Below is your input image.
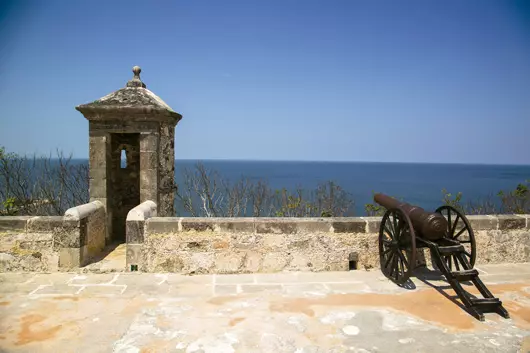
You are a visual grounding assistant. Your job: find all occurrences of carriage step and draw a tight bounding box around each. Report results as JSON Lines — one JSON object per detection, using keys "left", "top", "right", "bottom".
{"left": 438, "top": 244, "right": 465, "bottom": 255}
{"left": 470, "top": 297, "right": 503, "bottom": 311}
{"left": 451, "top": 269, "right": 479, "bottom": 282}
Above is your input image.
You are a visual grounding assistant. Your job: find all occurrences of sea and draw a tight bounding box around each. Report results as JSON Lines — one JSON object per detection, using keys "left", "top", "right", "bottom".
{"left": 12, "top": 159, "right": 529, "bottom": 216}
{"left": 174, "top": 160, "right": 530, "bottom": 216}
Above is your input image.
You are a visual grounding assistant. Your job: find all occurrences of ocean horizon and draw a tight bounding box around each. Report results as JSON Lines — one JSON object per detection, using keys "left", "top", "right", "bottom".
{"left": 58, "top": 159, "right": 530, "bottom": 215}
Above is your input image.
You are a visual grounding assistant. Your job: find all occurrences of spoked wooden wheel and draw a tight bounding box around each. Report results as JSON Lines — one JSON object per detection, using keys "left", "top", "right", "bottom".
{"left": 435, "top": 205, "right": 476, "bottom": 270}
{"left": 379, "top": 208, "right": 416, "bottom": 285}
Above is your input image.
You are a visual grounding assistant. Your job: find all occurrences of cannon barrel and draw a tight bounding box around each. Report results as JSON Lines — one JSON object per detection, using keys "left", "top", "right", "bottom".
{"left": 374, "top": 193, "right": 448, "bottom": 240}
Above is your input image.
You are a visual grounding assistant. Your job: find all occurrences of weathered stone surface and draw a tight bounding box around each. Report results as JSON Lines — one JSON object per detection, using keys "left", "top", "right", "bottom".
{"left": 362, "top": 217, "right": 381, "bottom": 233}
{"left": 215, "top": 252, "right": 245, "bottom": 274}
{"left": 59, "top": 247, "right": 82, "bottom": 268}
{"left": 181, "top": 219, "right": 215, "bottom": 232}
{"left": 19, "top": 233, "right": 53, "bottom": 250}
{"left": 288, "top": 253, "right": 312, "bottom": 271}
{"left": 231, "top": 233, "right": 261, "bottom": 249}
{"left": 140, "top": 132, "right": 159, "bottom": 152}
{"left": 126, "top": 220, "right": 144, "bottom": 244}
{"left": 89, "top": 167, "right": 107, "bottom": 181}
{"left": 0, "top": 216, "right": 30, "bottom": 232}
{"left": 332, "top": 219, "right": 366, "bottom": 233}
{"left": 261, "top": 233, "right": 287, "bottom": 250}
{"left": 126, "top": 243, "right": 144, "bottom": 271}
{"left": 218, "top": 218, "right": 255, "bottom": 233}
{"left": 0, "top": 252, "right": 15, "bottom": 262}
{"left": 146, "top": 217, "right": 180, "bottom": 234}
{"left": 256, "top": 220, "right": 297, "bottom": 234}
{"left": 27, "top": 216, "right": 65, "bottom": 233}
{"left": 140, "top": 168, "right": 157, "bottom": 190}
{"left": 76, "top": 66, "right": 182, "bottom": 123}
{"left": 295, "top": 219, "right": 332, "bottom": 233}
{"left": 90, "top": 120, "right": 160, "bottom": 133}
{"left": 154, "top": 255, "right": 184, "bottom": 272}
{"left": 467, "top": 215, "right": 497, "bottom": 230}
{"left": 262, "top": 252, "right": 290, "bottom": 272}
{"left": 186, "top": 252, "right": 214, "bottom": 274}
{"left": 158, "top": 121, "right": 175, "bottom": 217}
{"left": 244, "top": 251, "right": 262, "bottom": 272}
{"left": 497, "top": 215, "right": 526, "bottom": 230}
{"left": 52, "top": 220, "right": 83, "bottom": 249}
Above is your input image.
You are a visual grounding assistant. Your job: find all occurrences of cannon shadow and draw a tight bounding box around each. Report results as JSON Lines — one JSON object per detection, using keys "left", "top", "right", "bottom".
{"left": 411, "top": 266, "right": 480, "bottom": 317}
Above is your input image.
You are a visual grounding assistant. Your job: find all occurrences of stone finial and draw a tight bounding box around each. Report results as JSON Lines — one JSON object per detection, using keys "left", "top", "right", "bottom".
{"left": 126, "top": 65, "right": 147, "bottom": 88}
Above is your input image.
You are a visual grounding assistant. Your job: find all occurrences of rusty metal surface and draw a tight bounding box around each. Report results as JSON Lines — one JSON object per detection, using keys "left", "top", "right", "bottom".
{"left": 374, "top": 193, "right": 448, "bottom": 240}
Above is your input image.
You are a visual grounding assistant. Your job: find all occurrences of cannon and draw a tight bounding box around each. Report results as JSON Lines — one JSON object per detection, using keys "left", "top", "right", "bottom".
{"left": 373, "top": 193, "right": 508, "bottom": 321}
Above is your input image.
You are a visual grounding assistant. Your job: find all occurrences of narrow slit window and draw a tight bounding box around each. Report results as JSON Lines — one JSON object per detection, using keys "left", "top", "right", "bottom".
{"left": 121, "top": 149, "right": 127, "bottom": 168}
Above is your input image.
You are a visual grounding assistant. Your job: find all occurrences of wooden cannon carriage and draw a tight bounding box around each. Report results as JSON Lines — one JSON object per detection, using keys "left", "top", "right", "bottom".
{"left": 373, "top": 193, "right": 509, "bottom": 321}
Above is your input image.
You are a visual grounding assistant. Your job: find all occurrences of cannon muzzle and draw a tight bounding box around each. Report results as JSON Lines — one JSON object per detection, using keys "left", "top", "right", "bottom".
{"left": 374, "top": 193, "right": 447, "bottom": 240}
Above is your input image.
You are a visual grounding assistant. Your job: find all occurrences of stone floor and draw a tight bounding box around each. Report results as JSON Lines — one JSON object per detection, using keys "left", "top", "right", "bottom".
{"left": 0, "top": 264, "right": 530, "bottom": 353}
{"left": 80, "top": 243, "right": 127, "bottom": 273}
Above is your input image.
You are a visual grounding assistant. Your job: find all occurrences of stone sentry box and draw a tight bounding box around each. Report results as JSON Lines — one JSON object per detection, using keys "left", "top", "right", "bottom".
{"left": 76, "top": 66, "right": 182, "bottom": 243}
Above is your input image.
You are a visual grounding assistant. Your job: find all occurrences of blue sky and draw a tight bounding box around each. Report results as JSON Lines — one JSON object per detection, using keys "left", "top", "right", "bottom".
{"left": 0, "top": 0, "right": 529, "bottom": 164}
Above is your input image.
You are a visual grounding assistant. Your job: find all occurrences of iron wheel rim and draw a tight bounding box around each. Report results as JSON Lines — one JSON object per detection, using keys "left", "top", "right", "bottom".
{"left": 435, "top": 205, "right": 477, "bottom": 269}
{"left": 379, "top": 208, "right": 416, "bottom": 285}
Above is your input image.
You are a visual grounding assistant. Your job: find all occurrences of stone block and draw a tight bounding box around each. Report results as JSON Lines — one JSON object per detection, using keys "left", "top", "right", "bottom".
{"left": 183, "top": 240, "right": 209, "bottom": 251}
{"left": 89, "top": 136, "right": 108, "bottom": 169}
{"left": 231, "top": 233, "right": 261, "bottom": 249}
{"left": 186, "top": 252, "right": 214, "bottom": 274}
{"left": 89, "top": 167, "right": 107, "bottom": 181}
{"left": 218, "top": 218, "right": 255, "bottom": 232}
{"left": 89, "top": 176, "right": 108, "bottom": 198}
{"left": 362, "top": 217, "right": 381, "bottom": 233}
{"left": 288, "top": 253, "right": 312, "bottom": 271}
{"left": 466, "top": 215, "right": 497, "bottom": 231}
{"left": 27, "top": 216, "right": 65, "bottom": 233}
{"left": 181, "top": 219, "right": 215, "bottom": 232}
{"left": 256, "top": 219, "right": 297, "bottom": 234}
{"left": 243, "top": 251, "right": 262, "bottom": 272}
{"left": 521, "top": 214, "right": 530, "bottom": 229}
{"left": 140, "top": 188, "right": 158, "bottom": 204}
{"left": 0, "top": 216, "right": 30, "bottom": 231}
{"left": 140, "top": 132, "right": 159, "bottom": 152}
{"left": 52, "top": 219, "right": 84, "bottom": 248}
{"left": 213, "top": 240, "right": 230, "bottom": 249}
{"left": 146, "top": 217, "right": 180, "bottom": 234}
{"left": 295, "top": 219, "right": 332, "bottom": 233}
{"left": 215, "top": 252, "right": 245, "bottom": 274}
{"left": 126, "top": 220, "right": 145, "bottom": 244}
{"left": 140, "top": 151, "right": 158, "bottom": 170}
{"left": 18, "top": 233, "right": 53, "bottom": 250}
{"left": 332, "top": 218, "right": 366, "bottom": 233}
{"left": 328, "top": 262, "right": 349, "bottom": 271}
{"left": 494, "top": 232, "right": 513, "bottom": 243}
{"left": 497, "top": 215, "right": 526, "bottom": 230}
{"left": 154, "top": 255, "right": 185, "bottom": 273}
{"left": 158, "top": 192, "right": 174, "bottom": 217}
{"left": 261, "top": 233, "right": 287, "bottom": 250}
{"left": 140, "top": 169, "right": 158, "bottom": 190}
{"left": 126, "top": 243, "right": 144, "bottom": 270}
{"left": 261, "top": 252, "right": 290, "bottom": 272}
{"left": 59, "top": 247, "right": 82, "bottom": 268}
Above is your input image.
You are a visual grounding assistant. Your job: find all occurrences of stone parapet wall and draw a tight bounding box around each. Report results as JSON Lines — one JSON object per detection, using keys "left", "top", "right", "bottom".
{"left": 126, "top": 200, "right": 157, "bottom": 271}
{"left": 136, "top": 215, "right": 530, "bottom": 274}
{"left": 63, "top": 200, "right": 106, "bottom": 268}
{"left": 0, "top": 216, "right": 61, "bottom": 272}
{"left": 0, "top": 201, "right": 107, "bottom": 272}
